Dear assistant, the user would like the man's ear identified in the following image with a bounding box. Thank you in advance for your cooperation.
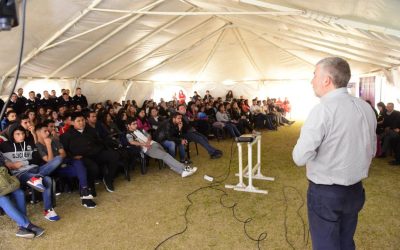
[322,74,333,88]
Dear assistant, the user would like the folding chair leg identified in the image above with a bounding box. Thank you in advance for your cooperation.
[140,157,148,175]
[51,178,56,208]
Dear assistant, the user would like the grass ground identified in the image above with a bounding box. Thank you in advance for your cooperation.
[0,123,399,250]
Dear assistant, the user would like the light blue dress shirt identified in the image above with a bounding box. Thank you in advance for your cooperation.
[293,88,377,185]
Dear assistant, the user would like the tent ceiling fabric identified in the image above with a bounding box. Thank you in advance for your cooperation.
[1,0,399,84]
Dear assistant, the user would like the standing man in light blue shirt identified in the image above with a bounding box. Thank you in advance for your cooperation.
[293,57,376,250]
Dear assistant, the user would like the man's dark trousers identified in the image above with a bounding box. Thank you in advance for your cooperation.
[307,181,365,250]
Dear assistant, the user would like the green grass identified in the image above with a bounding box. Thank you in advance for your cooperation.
[0,123,399,249]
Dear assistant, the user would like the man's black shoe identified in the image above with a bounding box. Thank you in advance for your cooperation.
[103,178,114,193]
[82,199,97,208]
[211,152,222,159]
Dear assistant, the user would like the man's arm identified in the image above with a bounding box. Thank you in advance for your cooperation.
[5,160,24,170]
[292,105,327,166]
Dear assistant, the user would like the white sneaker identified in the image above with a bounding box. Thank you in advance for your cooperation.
[181,166,198,178]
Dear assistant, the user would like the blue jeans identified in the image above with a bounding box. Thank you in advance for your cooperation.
[224,122,241,137]
[307,181,365,250]
[18,155,63,210]
[184,131,217,155]
[162,140,186,161]
[56,158,88,189]
[0,189,30,227]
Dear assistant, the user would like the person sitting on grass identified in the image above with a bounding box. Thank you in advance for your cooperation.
[0,126,63,221]
[35,123,96,208]
[125,118,197,178]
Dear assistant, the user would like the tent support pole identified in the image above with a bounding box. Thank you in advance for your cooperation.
[105,17,216,80]
[71,78,80,96]
[195,28,226,82]
[241,0,400,38]
[233,28,264,79]
[48,0,166,78]
[128,24,231,80]
[79,7,197,79]
[1,0,103,82]
[241,28,315,67]
[122,80,134,101]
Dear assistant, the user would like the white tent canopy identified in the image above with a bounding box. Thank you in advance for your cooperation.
[1,0,400,118]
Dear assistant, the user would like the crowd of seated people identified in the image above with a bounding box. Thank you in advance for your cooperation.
[0,87,296,239]
[374,102,400,165]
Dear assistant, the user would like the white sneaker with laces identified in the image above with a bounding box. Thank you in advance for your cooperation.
[181,166,197,178]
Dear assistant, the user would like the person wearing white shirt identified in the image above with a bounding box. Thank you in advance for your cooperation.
[125,119,197,178]
[293,57,376,250]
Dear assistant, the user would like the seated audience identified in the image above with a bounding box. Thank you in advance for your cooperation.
[0,126,62,221]
[35,123,96,208]
[379,103,400,158]
[177,105,222,159]
[125,118,197,177]
[154,113,187,163]
[216,104,241,138]
[60,112,118,193]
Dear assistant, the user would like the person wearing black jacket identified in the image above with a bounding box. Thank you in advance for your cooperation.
[177,105,222,159]
[154,113,187,162]
[72,88,88,108]
[60,112,118,193]
[379,103,400,158]
[229,101,254,134]
[40,90,57,111]
[16,88,27,114]
[25,91,39,111]
[58,93,73,109]
[6,93,21,114]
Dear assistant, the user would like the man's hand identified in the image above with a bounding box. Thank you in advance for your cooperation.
[394,128,400,133]
[27,124,35,133]
[181,139,188,145]
[74,155,83,159]
[44,137,52,145]
[14,161,24,169]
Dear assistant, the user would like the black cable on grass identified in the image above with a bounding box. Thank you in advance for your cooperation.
[0,0,27,119]
[155,139,268,250]
[282,186,310,250]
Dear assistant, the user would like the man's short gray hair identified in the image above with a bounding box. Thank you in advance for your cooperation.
[317,57,351,88]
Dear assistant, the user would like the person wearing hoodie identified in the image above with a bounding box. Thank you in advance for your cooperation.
[0,153,45,238]
[0,126,63,221]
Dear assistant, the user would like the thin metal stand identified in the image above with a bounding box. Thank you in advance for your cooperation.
[225,135,274,194]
